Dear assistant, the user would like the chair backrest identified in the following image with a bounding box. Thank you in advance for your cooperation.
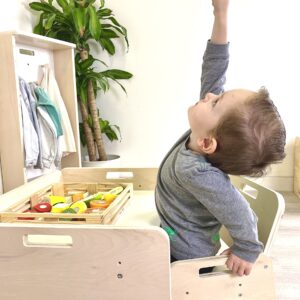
[171,176,284,300]
[0,224,171,300]
[220,176,285,255]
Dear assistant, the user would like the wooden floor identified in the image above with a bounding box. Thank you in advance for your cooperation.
[270,192,300,300]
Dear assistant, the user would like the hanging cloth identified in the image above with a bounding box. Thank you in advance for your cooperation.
[34,86,63,137]
[28,82,43,168]
[39,64,76,153]
[18,77,39,168]
[34,85,62,167]
[36,103,58,168]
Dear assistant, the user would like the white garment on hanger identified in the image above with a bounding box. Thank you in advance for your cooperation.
[19,86,39,168]
[40,64,76,154]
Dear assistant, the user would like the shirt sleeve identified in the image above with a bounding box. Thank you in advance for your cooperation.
[183,169,264,263]
[200,41,230,100]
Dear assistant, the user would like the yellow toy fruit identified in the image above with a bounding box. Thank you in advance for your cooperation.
[49,196,66,206]
[103,193,117,203]
[70,201,87,214]
[51,203,70,213]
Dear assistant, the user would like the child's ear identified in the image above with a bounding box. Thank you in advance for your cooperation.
[197,136,217,154]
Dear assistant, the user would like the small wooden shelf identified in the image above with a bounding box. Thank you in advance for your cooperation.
[0,31,81,193]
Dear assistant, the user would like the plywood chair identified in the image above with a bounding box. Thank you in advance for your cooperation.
[171,175,285,300]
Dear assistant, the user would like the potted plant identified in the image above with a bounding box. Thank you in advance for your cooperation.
[29,0,133,164]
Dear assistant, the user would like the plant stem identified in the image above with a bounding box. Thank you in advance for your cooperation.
[79,101,97,161]
[87,80,107,160]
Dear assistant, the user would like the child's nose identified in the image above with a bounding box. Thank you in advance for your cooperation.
[203,92,216,103]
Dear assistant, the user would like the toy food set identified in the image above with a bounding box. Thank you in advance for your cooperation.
[0,182,132,224]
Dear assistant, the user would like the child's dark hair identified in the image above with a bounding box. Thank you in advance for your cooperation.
[207,87,286,176]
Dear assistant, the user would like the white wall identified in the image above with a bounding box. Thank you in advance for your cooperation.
[1,0,299,191]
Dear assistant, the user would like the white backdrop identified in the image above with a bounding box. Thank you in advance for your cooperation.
[1,0,299,191]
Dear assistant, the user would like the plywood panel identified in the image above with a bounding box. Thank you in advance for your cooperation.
[62,167,158,190]
[0,224,170,300]
[0,32,26,192]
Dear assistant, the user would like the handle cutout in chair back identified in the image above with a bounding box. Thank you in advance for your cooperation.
[240,184,258,200]
[106,172,134,180]
[23,234,73,248]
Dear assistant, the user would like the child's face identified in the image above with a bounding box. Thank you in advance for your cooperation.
[188,89,255,138]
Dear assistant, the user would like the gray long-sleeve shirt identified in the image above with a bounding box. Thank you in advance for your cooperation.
[155,41,263,263]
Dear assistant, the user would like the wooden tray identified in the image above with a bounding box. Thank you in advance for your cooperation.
[0,181,132,224]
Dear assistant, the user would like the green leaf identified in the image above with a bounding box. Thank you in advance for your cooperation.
[33,22,44,35]
[97,8,112,18]
[69,0,75,8]
[112,79,127,94]
[99,119,121,141]
[101,29,118,39]
[85,71,100,81]
[52,14,73,27]
[101,69,133,80]
[100,119,108,128]
[88,6,101,40]
[100,38,115,55]
[94,58,108,67]
[29,2,55,13]
[110,124,122,141]
[102,24,123,35]
[29,2,61,14]
[45,13,56,30]
[72,7,87,37]
[107,16,122,28]
[107,17,129,49]
[100,0,105,8]
[45,31,57,38]
[56,0,69,13]
[80,58,94,70]
[86,0,97,5]
[75,53,81,65]
[73,0,95,8]
[33,14,46,35]
[79,123,86,146]
[98,76,109,92]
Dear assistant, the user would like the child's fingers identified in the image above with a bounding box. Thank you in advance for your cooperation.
[225,255,234,270]
[236,264,246,276]
[234,261,253,276]
[232,261,240,275]
[244,264,252,276]
[225,253,254,276]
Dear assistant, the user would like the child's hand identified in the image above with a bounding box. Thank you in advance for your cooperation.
[210,0,229,44]
[212,0,229,16]
[220,248,253,276]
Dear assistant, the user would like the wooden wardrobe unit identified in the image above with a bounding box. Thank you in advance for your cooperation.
[0,31,81,193]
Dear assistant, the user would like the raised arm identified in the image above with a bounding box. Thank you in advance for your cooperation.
[200,0,229,99]
[211,0,229,44]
